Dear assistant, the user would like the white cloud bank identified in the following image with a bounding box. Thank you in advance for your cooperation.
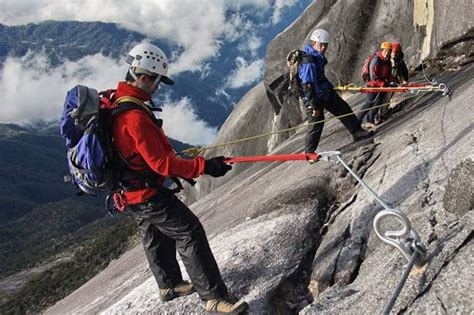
[0,0,299,74]
[226,57,264,89]
[0,52,216,145]
[159,98,217,146]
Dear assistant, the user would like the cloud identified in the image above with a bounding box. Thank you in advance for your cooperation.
[159,98,217,146]
[0,1,298,74]
[230,0,297,24]
[271,0,298,24]
[238,35,262,57]
[0,52,216,145]
[226,57,264,89]
[0,51,126,124]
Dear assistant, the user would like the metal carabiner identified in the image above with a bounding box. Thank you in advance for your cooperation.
[438,83,451,96]
[318,151,342,163]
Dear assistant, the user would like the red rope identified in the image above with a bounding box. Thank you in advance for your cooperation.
[358,84,442,93]
[359,87,411,93]
[224,153,320,164]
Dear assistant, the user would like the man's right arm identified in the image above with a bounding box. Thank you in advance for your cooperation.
[299,63,319,109]
[123,110,206,179]
[122,110,231,179]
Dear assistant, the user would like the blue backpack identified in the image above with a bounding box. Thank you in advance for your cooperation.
[60,85,118,196]
[60,85,151,197]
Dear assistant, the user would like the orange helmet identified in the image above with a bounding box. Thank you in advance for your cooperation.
[391,42,402,53]
[380,42,392,50]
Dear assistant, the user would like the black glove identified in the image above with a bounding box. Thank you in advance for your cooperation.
[204,156,232,177]
[389,81,399,87]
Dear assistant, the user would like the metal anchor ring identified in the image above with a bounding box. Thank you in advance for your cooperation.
[373,209,414,262]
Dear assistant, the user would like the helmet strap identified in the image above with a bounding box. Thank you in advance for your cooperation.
[152,75,162,89]
[129,68,139,81]
[129,68,157,94]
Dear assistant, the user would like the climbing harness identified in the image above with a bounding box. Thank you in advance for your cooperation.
[222,150,428,314]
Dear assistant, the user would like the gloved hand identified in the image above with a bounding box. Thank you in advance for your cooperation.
[204,156,232,177]
[389,81,399,87]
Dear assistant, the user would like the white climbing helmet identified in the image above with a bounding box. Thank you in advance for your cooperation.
[310,28,330,44]
[126,43,174,85]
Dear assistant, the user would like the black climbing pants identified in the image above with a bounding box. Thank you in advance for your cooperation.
[305,91,360,153]
[130,188,228,301]
[357,92,390,124]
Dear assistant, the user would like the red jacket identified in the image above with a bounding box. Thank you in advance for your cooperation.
[368,50,393,87]
[105,82,206,204]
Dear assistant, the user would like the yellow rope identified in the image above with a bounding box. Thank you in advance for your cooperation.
[334,83,361,91]
[181,93,423,157]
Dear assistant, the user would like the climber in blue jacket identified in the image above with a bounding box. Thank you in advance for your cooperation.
[299,29,372,155]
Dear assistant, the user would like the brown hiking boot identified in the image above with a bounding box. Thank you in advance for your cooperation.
[159,280,196,302]
[353,128,373,141]
[305,151,318,164]
[205,298,249,314]
[360,122,377,132]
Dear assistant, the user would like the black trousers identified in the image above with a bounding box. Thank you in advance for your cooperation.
[305,92,360,153]
[357,92,389,123]
[130,188,228,301]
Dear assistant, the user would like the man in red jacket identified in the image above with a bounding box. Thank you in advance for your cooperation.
[358,42,393,127]
[109,43,248,314]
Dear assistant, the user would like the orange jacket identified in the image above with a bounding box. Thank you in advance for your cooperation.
[107,82,205,204]
[367,50,393,87]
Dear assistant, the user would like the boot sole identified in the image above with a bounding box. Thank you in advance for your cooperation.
[160,288,196,302]
[205,303,249,315]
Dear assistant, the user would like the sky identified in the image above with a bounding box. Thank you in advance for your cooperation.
[0,0,300,145]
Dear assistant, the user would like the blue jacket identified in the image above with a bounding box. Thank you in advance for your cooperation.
[298,44,334,102]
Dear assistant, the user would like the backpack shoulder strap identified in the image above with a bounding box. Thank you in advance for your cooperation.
[112,97,163,128]
[371,53,381,65]
[113,96,153,116]
[300,54,318,65]
[369,53,382,81]
[111,102,145,117]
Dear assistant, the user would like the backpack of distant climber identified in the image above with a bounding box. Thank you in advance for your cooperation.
[286,49,318,98]
[361,53,379,82]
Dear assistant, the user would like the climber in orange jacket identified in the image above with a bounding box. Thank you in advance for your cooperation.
[358,41,394,127]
